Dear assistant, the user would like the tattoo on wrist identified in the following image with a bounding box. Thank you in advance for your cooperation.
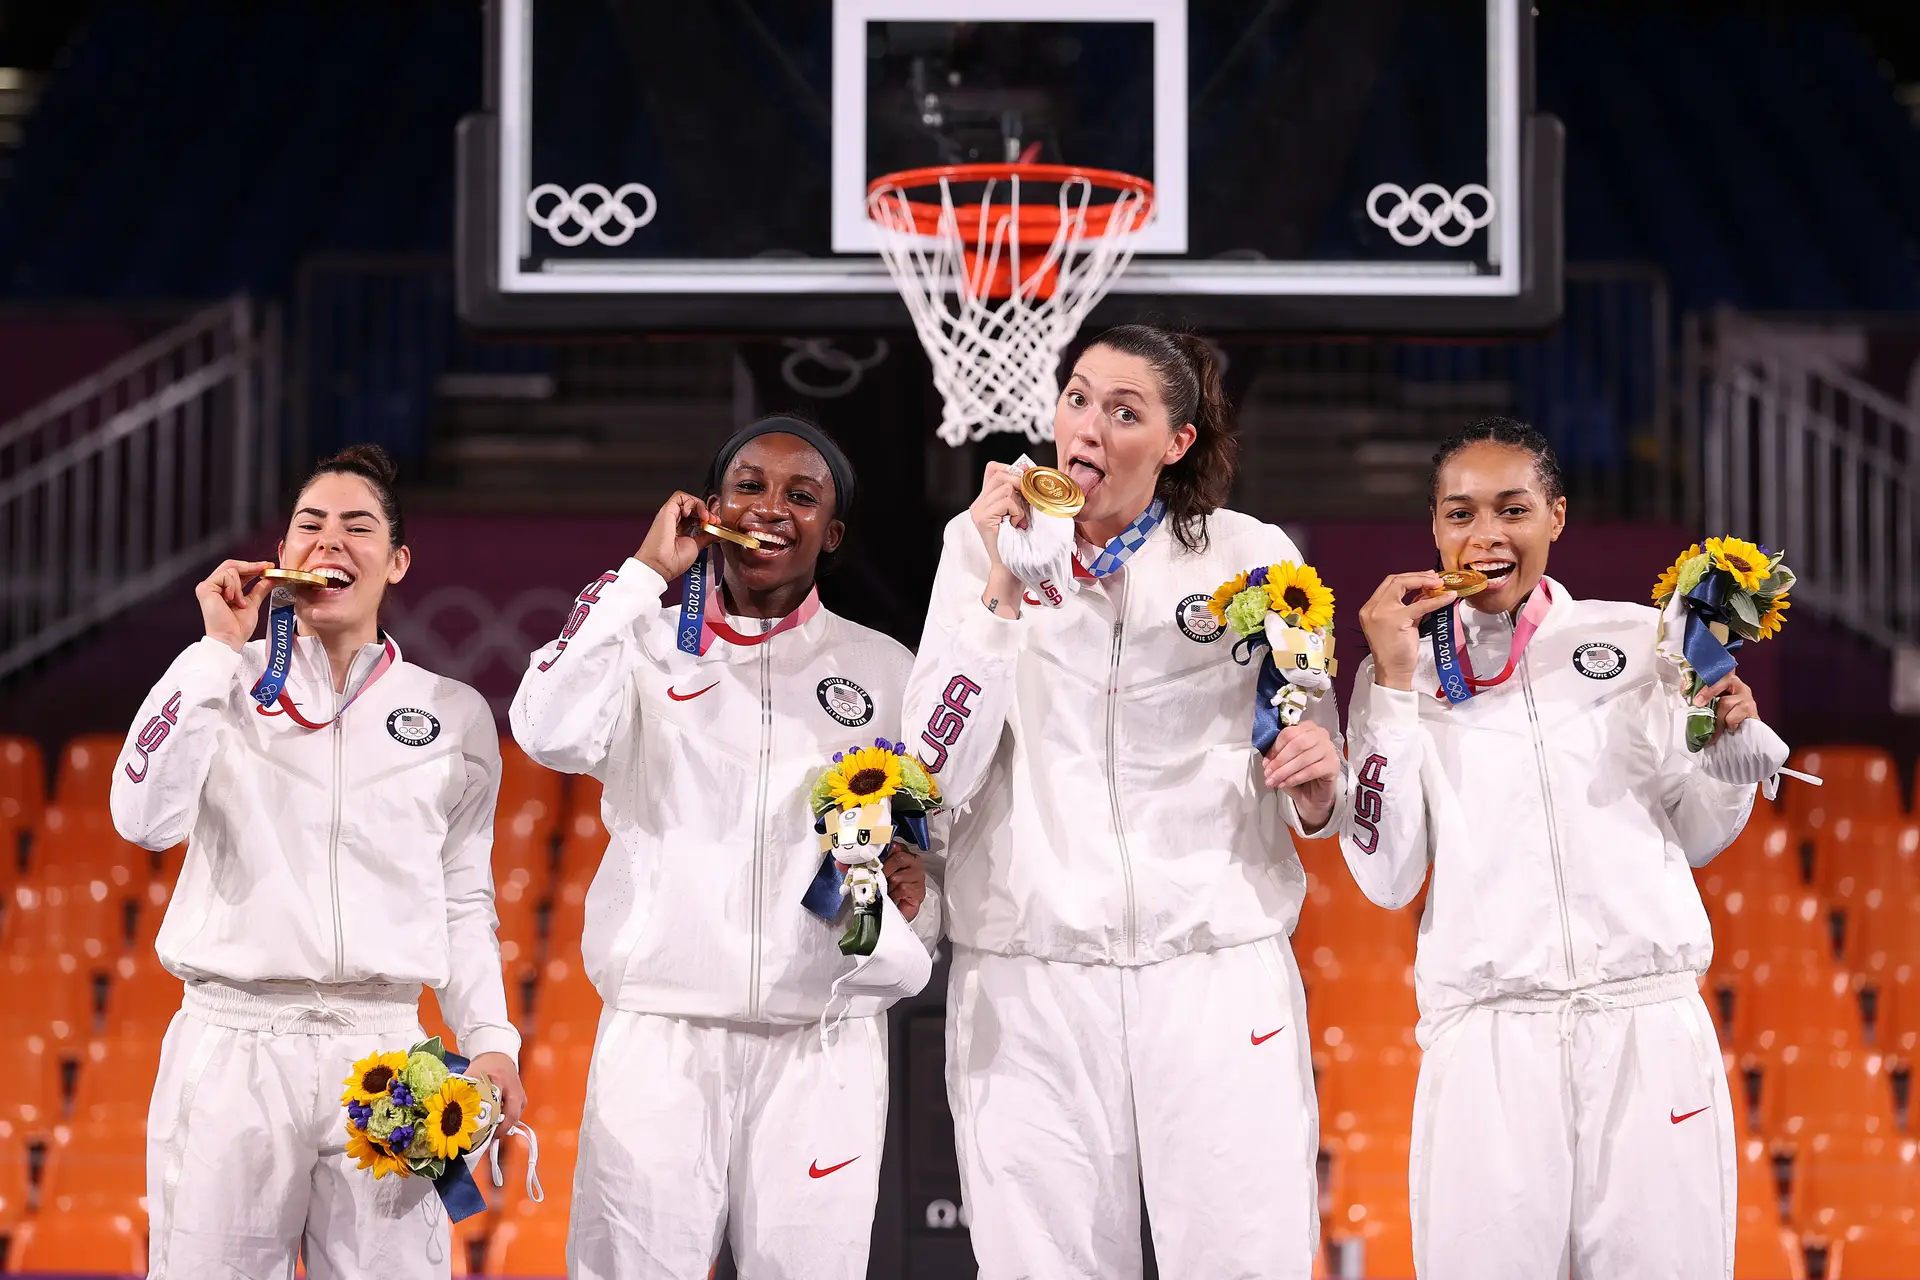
[986,597,999,613]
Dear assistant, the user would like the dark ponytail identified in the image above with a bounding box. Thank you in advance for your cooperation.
[300,443,405,546]
[1080,324,1238,553]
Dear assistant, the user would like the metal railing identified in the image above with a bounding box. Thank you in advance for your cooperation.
[1688,308,1920,648]
[0,297,282,679]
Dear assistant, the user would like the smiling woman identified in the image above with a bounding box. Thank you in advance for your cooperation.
[107,442,527,1276]
[1339,415,1784,1278]
[508,412,944,1279]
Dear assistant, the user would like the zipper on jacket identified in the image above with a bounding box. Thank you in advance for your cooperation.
[747,645,772,1019]
[1518,640,1577,981]
[1104,582,1139,961]
[327,668,346,982]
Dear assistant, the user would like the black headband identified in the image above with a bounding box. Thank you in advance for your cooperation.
[705,415,857,530]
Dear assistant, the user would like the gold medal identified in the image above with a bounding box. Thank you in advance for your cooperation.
[260,567,329,587]
[700,521,763,550]
[1019,466,1085,519]
[1421,568,1490,599]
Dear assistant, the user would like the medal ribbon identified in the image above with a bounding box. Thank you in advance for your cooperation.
[1432,581,1553,704]
[1070,499,1166,580]
[675,547,820,656]
[249,588,396,729]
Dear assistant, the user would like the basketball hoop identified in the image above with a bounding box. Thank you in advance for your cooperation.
[866,163,1155,447]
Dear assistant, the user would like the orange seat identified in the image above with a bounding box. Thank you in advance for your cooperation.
[1320,1044,1421,1136]
[488,1215,573,1276]
[1324,1128,1414,1278]
[100,952,183,1038]
[521,1039,595,1116]
[1878,963,1920,1061]
[546,877,589,968]
[1734,1132,1794,1275]
[30,804,141,880]
[1822,822,1920,966]
[0,1123,27,1232]
[493,823,552,895]
[1794,1131,1919,1236]
[1700,818,1800,903]
[1309,964,1420,1053]
[131,875,176,949]
[1738,962,1861,1055]
[1833,1222,1920,1277]
[0,1033,58,1129]
[0,735,46,833]
[534,954,603,1042]
[8,1205,148,1270]
[499,739,563,838]
[1718,887,1828,978]
[1850,891,1920,1040]
[493,872,543,970]
[1756,1045,1897,1146]
[53,733,129,813]
[34,877,134,961]
[556,808,610,883]
[0,949,91,1037]
[420,986,458,1051]
[1787,746,1901,830]
[567,775,604,823]
[70,1034,165,1126]
[41,1116,149,1214]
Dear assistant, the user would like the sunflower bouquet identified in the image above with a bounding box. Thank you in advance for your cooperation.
[342,1037,501,1222]
[803,739,941,955]
[1208,561,1338,751]
[1652,536,1794,751]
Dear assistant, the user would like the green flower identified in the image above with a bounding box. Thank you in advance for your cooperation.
[1224,587,1270,639]
[896,754,935,803]
[367,1095,410,1142]
[810,769,838,817]
[402,1052,450,1101]
[404,1125,437,1162]
[1674,553,1712,598]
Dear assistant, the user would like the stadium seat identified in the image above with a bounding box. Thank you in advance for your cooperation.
[0,1121,27,1233]
[567,775,604,826]
[53,733,128,812]
[0,1033,56,1128]
[29,804,138,881]
[1699,819,1798,902]
[1739,962,1861,1054]
[1735,1134,1796,1276]
[1757,1045,1898,1148]
[556,807,609,883]
[1820,822,1920,965]
[532,954,602,1045]
[487,1215,573,1276]
[0,949,90,1037]
[420,985,458,1051]
[41,1116,149,1214]
[492,823,552,898]
[521,1039,595,1117]
[1877,963,1920,1063]
[6,1206,148,1271]
[1793,1130,1918,1235]
[129,875,177,950]
[1718,888,1828,978]
[1320,1044,1421,1136]
[492,870,542,970]
[546,876,589,969]
[499,738,563,840]
[1785,747,1901,835]
[70,1034,165,1126]
[0,734,46,831]
[1323,1127,1414,1279]
[100,952,182,1038]
[1832,1223,1920,1277]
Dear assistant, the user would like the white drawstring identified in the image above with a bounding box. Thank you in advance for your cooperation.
[488,1122,544,1203]
[1556,990,1611,1043]
[267,987,359,1034]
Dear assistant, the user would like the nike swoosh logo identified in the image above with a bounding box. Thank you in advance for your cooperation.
[1670,1106,1710,1125]
[808,1157,859,1179]
[667,681,720,702]
[1251,1027,1285,1046]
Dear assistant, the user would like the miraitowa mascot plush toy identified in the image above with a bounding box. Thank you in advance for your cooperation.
[799,740,942,1040]
[1208,562,1338,752]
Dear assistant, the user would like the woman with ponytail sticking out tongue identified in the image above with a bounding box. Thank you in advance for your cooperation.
[1342,418,1768,1280]
[905,325,1347,1279]
[511,415,942,1280]
[111,444,524,1279]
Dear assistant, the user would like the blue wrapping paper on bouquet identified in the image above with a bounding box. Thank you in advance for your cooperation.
[1651,537,1794,751]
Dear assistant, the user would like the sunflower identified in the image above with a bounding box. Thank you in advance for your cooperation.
[1652,544,1702,605]
[345,1126,410,1179]
[825,746,902,810]
[1263,562,1335,632]
[341,1051,410,1107]
[423,1077,484,1160]
[1757,592,1790,640]
[1208,571,1249,626]
[1706,536,1769,592]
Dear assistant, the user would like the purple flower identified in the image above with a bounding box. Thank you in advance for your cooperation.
[1247,566,1270,587]
[833,752,844,763]
[389,1081,414,1108]
[390,1124,415,1150]
[347,1101,372,1129]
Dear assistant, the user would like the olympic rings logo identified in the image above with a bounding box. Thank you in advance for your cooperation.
[526,182,658,247]
[1365,182,1496,248]
[780,338,891,400]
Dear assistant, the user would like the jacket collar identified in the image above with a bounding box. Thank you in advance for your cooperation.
[291,631,401,697]
[1457,574,1570,645]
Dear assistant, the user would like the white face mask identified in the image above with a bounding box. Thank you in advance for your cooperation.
[821,892,933,1042]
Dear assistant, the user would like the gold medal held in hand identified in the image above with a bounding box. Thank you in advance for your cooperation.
[700,521,763,550]
[1019,467,1085,519]
[1421,568,1490,599]
[260,567,329,587]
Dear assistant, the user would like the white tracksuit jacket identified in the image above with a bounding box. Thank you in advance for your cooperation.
[508,558,941,1023]
[109,634,521,1062]
[1338,578,1756,1034]
[904,507,1348,963]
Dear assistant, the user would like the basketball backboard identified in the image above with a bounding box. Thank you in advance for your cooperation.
[457,0,1561,334]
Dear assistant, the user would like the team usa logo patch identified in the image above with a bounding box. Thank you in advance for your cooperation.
[1572,642,1627,681]
[1175,593,1224,643]
[817,677,875,727]
[386,707,441,746]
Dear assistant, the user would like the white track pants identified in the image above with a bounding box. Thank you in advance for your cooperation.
[947,938,1319,1280]
[568,1010,888,1280]
[146,981,448,1280]
[1410,977,1735,1280]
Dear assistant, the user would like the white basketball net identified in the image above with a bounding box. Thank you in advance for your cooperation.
[867,172,1153,447]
